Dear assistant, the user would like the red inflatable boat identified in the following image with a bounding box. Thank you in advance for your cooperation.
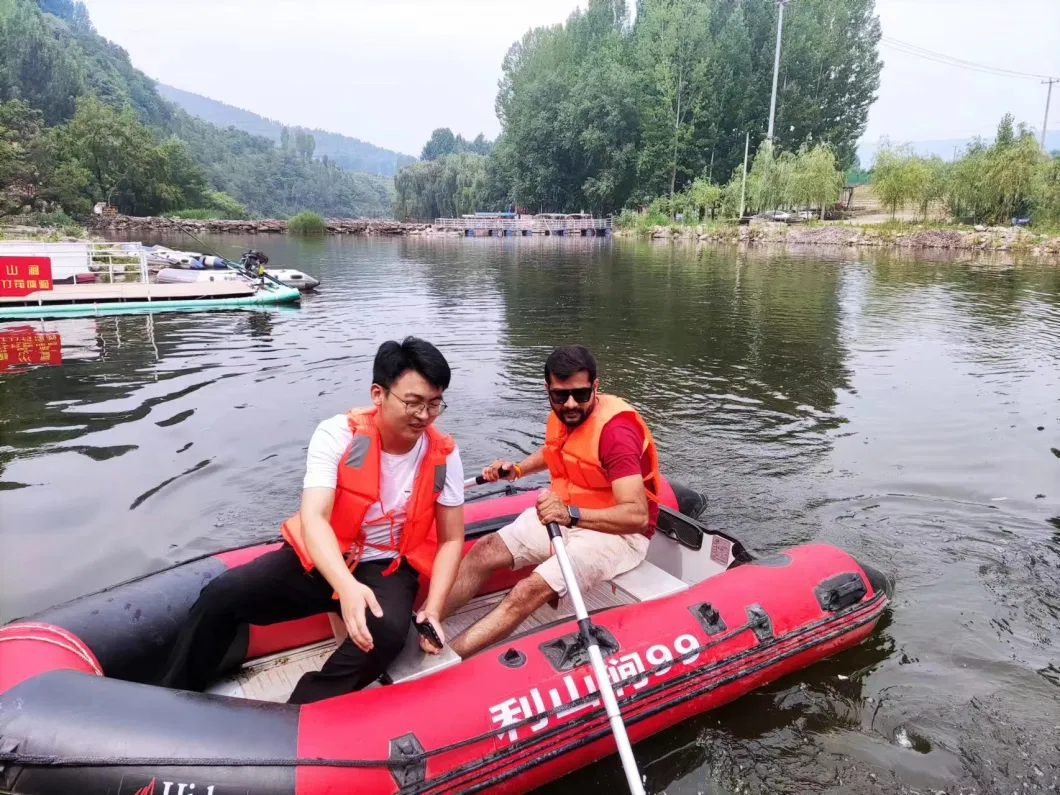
[0,480,891,795]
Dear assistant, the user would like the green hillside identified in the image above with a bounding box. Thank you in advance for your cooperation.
[0,0,393,218]
[156,83,415,177]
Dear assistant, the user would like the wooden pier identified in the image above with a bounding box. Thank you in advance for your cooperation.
[433,215,612,237]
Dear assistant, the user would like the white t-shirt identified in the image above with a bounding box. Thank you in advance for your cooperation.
[303,414,465,563]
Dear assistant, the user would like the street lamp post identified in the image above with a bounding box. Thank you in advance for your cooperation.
[766,0,790,144]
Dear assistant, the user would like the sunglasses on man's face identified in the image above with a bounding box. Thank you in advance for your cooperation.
[549,387,594,405]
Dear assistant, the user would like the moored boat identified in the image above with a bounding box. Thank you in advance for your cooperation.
[0,479,891,795]
[147,247,321,292]
[261,268,320,291]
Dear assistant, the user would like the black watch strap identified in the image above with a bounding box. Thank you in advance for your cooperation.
[568,505,581,527]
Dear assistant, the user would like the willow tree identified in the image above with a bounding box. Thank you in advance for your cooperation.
[680,176,723,220]
[872,141,919,219]
[945,116,1049,224]
[1035,152,1060,225]
[392,153,499,219]
[984,115,1045,222]
[912,155,948,221]
[790,144,843,218]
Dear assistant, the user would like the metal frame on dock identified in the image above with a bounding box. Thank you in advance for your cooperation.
[433,215,613,237]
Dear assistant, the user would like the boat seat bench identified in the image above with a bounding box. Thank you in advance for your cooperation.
[206,559,688,699]
[610,559,688,602]
[385,559,688,685]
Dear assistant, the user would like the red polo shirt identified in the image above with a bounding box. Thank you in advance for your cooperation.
[598,414,658,536]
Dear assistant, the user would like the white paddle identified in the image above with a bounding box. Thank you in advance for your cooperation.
[464,467,646,793]
[545,520,646,795]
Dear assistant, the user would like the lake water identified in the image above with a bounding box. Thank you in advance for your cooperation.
[1,235,1058,794]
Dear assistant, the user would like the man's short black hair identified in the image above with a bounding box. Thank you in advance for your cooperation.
[544,345,597,384]
[373,337,451,391]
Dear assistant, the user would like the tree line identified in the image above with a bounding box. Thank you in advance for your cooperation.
[0,97,243,217]
[871,115,1060,226]
[420,128,493,161]
[394,0,880,217]
[612,140,844,229]
[0,0,393,219]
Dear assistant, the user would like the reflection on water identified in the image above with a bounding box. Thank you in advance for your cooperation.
[1,236,1058,794]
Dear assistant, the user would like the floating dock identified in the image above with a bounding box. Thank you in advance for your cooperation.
[433,214,612,237]
[0,281,301,319]
[0,242,300,321]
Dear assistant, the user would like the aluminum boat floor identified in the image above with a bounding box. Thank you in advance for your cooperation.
[206,560,688,703]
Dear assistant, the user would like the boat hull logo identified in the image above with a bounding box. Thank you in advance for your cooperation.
[119,777,247,795]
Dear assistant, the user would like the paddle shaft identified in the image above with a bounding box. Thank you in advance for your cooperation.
[168,218,287,290]
[546,521,645,795]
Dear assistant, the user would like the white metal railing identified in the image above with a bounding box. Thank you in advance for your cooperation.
[89,242,148,284]
[433,216,612,232]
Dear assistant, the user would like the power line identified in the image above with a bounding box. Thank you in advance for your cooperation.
[881,36,1054,79]
[880,36,1056,81]
[881,38,1049,80]
[1044,78,1058,148]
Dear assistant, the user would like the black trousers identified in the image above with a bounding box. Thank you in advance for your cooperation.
[158,544,419,704]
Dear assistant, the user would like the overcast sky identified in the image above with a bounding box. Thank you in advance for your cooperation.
[81,0,1059,157]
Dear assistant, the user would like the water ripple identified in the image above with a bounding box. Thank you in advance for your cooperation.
[1,237,1058,795]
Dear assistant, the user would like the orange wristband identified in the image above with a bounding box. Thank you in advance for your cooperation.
[513,464,523,479]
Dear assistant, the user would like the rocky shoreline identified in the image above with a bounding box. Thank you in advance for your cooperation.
[74,215,1060,257]
[620,222,1060,256]
[83,215,430,236]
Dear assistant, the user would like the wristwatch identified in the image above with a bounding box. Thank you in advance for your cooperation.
[567,505,581,527]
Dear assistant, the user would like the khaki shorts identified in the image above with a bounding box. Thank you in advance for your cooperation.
[497,508,650,597]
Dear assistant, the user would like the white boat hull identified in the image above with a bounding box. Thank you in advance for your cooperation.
[266,269,320,291]
[156,268,242,284]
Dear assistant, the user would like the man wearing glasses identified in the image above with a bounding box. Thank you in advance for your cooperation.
[445,345,660,659]
[159,337,465,703]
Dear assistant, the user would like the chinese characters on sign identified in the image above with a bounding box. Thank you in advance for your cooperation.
[0,257,53,297]
[0,326,62,371]
[488,633,701,744]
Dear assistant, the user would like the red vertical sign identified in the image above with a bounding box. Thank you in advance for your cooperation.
[0,257,53,297]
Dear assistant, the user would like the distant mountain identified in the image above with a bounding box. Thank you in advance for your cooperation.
[157,84,416,177]
[858,130,1060,167]
[1,0,395,218]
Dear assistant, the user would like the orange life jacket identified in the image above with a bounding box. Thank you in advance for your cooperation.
[280,407,455,577]
[541,393,661,510]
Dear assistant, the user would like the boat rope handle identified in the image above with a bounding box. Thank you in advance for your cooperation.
[0,625,102,677]
[2,622,98,663]
[0,593,887,775]
[0,636,102,676]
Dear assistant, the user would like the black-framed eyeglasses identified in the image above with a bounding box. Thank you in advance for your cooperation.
[548,387,594,405]
[387,390,447,417]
